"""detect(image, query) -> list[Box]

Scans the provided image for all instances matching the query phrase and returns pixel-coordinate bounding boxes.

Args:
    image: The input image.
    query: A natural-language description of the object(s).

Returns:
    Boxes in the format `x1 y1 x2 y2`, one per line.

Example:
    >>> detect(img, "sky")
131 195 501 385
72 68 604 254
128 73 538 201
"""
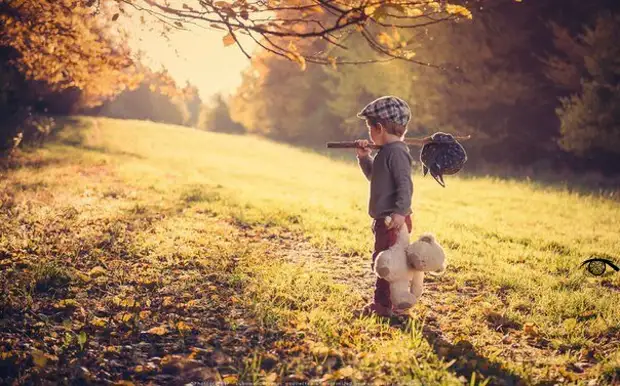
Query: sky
123 11 257 101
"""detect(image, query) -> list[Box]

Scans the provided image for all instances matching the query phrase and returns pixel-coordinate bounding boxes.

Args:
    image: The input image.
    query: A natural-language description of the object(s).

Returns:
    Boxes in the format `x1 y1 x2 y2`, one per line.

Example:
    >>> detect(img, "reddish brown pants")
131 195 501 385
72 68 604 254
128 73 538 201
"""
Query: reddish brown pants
371 215 413 309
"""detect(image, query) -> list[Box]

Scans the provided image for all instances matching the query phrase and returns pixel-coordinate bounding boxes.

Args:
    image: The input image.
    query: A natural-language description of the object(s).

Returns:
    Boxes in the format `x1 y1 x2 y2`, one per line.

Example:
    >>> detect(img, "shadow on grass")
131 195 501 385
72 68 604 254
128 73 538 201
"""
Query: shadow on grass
51 116 145 160
419 325 526 386
385 316 529 386
458 164 620 202
0 153 66 172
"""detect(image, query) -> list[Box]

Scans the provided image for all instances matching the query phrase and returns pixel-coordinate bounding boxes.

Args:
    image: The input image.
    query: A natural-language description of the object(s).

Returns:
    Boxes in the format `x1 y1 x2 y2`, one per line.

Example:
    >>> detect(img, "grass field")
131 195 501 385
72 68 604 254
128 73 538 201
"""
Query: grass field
1 117 619 385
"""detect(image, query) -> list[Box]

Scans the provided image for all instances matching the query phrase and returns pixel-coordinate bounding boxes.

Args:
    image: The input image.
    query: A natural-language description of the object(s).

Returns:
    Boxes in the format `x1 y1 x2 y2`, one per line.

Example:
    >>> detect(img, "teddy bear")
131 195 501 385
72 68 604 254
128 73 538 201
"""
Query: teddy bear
373 219 447 313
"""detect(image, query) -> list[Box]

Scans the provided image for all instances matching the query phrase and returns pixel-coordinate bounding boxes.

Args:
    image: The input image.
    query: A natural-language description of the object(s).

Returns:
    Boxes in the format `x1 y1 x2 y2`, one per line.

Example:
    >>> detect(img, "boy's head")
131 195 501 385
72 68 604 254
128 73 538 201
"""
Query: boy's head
357 96 411 145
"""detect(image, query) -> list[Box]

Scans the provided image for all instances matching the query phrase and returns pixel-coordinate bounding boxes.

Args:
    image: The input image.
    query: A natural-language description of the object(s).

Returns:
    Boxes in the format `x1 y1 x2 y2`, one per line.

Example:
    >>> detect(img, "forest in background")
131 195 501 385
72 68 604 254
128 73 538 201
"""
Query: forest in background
1 0 619 175
228 0 620 174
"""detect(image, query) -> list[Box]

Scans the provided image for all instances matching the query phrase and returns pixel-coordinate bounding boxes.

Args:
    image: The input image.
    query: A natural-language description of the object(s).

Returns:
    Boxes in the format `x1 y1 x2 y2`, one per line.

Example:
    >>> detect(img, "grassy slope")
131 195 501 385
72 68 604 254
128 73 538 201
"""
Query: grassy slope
1 116 619 385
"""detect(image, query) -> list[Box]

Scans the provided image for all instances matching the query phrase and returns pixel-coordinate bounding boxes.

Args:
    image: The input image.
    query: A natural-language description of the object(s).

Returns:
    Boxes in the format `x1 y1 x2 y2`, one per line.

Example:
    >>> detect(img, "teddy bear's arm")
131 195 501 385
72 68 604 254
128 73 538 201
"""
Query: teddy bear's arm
410 270 424 300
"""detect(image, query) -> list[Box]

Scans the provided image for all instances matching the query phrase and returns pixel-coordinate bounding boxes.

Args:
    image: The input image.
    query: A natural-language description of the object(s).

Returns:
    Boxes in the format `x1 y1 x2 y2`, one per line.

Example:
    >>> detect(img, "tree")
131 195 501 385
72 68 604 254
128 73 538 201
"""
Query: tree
552 13 620 160
230 46 345 145
198 94 246 134
0 0 139 107
91 70 193 126
0 0 140 151
231 3 547 160
183 83 203 127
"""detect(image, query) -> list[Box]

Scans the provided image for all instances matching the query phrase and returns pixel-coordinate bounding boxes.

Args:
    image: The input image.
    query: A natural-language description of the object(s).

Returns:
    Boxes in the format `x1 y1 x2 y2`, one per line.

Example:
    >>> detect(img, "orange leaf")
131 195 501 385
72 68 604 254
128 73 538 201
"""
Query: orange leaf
523 322 538 336
139 310 151 320
223 33 236 47
363 4 379 16
145 326 168 336
309 5 324 14
328 57 338 70
177 321 192 333
223 375 238 384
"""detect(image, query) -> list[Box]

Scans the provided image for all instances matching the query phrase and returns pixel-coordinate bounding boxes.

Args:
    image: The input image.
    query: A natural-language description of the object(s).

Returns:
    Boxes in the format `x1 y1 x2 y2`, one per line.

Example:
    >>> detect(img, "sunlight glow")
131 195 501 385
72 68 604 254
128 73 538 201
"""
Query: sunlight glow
121 7 257 100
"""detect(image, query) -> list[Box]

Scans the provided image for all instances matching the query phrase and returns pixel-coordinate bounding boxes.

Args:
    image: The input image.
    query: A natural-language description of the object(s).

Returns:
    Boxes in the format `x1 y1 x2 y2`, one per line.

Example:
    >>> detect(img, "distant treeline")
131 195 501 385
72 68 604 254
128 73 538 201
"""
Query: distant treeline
227 0 620 174
83 80 245 136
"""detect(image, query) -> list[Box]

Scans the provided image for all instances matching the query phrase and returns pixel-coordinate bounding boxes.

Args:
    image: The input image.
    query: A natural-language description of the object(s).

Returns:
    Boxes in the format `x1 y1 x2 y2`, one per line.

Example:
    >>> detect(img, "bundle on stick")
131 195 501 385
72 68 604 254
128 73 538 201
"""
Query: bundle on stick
327 132 471 187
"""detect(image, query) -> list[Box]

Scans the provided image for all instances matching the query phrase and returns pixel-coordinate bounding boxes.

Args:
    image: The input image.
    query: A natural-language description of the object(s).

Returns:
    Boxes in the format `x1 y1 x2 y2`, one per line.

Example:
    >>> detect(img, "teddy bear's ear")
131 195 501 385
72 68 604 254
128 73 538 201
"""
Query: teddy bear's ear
418 233 435 244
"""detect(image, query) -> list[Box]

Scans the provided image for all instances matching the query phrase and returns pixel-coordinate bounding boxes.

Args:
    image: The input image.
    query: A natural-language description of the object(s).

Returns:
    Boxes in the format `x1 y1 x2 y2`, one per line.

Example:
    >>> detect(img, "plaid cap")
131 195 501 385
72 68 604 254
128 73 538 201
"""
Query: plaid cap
356 96 412 127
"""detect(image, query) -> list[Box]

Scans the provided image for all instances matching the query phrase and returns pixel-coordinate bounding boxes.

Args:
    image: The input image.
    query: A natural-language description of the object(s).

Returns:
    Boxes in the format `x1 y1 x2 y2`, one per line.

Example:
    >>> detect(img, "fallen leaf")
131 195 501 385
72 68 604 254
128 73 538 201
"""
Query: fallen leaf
523 322 538 336
31 350 48 368
578 310 597 320
145 326 168 336
75 272 91 283
78 331 87 348
90 317 107 328
335 365 355 379
177 321 191 333
311 343 330 356
89 266 106 278
54 299 79 310
114 312 133 323
139 310 151 319
0 352 15 361
120 298 138 309
264 372 277 383
223 374 238 384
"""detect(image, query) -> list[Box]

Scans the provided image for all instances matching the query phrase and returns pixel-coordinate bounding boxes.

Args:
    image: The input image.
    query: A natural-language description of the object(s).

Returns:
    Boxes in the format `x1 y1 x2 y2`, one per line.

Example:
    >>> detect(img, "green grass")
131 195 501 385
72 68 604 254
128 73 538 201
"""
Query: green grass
1 116 619 385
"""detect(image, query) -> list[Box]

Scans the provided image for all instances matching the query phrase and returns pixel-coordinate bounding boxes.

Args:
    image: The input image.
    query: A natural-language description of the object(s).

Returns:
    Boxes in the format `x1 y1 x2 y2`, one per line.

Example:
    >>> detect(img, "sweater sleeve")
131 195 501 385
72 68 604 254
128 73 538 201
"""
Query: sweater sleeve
388 148 413 215
357 154 374 182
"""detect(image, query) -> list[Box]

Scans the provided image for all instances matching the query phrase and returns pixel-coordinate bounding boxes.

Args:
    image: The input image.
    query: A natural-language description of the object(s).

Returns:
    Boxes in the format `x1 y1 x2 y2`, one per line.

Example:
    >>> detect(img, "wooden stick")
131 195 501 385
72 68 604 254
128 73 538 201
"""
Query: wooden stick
326 142 381 150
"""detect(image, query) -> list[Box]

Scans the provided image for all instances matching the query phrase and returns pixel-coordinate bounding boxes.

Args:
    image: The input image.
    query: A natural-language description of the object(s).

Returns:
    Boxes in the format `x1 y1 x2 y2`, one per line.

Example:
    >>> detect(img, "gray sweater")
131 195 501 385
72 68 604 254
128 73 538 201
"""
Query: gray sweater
358 141 413 219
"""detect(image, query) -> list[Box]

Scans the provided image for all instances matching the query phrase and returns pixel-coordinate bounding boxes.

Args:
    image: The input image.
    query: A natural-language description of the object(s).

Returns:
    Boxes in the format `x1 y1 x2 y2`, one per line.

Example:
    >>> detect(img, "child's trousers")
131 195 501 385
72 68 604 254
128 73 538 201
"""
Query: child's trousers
371 215 413 310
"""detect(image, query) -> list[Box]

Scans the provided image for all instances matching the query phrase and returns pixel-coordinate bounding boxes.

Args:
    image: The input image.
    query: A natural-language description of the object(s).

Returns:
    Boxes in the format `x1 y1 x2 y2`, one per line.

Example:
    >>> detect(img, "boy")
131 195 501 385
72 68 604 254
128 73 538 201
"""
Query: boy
354 96 414 318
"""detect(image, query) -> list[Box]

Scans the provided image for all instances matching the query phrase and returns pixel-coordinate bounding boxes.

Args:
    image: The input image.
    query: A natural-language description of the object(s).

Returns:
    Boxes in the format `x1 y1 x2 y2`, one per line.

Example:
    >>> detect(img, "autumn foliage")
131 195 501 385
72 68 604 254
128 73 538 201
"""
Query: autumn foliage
0 0 141 153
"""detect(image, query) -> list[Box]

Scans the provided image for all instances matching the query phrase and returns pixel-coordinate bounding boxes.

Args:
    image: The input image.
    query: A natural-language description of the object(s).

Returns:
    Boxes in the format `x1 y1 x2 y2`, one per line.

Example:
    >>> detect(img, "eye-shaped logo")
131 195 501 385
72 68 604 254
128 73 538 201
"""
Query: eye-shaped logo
580 258 620 276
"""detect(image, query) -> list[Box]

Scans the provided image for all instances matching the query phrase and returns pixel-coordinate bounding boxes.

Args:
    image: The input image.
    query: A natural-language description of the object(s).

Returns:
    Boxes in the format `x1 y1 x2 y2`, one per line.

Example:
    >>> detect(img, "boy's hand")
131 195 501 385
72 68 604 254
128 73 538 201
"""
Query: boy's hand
355 139 372 157
388 213 406 230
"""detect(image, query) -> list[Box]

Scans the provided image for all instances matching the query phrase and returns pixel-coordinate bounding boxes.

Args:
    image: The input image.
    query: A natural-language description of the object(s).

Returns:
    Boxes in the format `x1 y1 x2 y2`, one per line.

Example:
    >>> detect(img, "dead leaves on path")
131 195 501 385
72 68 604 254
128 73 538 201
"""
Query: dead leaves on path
0 182 355 384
